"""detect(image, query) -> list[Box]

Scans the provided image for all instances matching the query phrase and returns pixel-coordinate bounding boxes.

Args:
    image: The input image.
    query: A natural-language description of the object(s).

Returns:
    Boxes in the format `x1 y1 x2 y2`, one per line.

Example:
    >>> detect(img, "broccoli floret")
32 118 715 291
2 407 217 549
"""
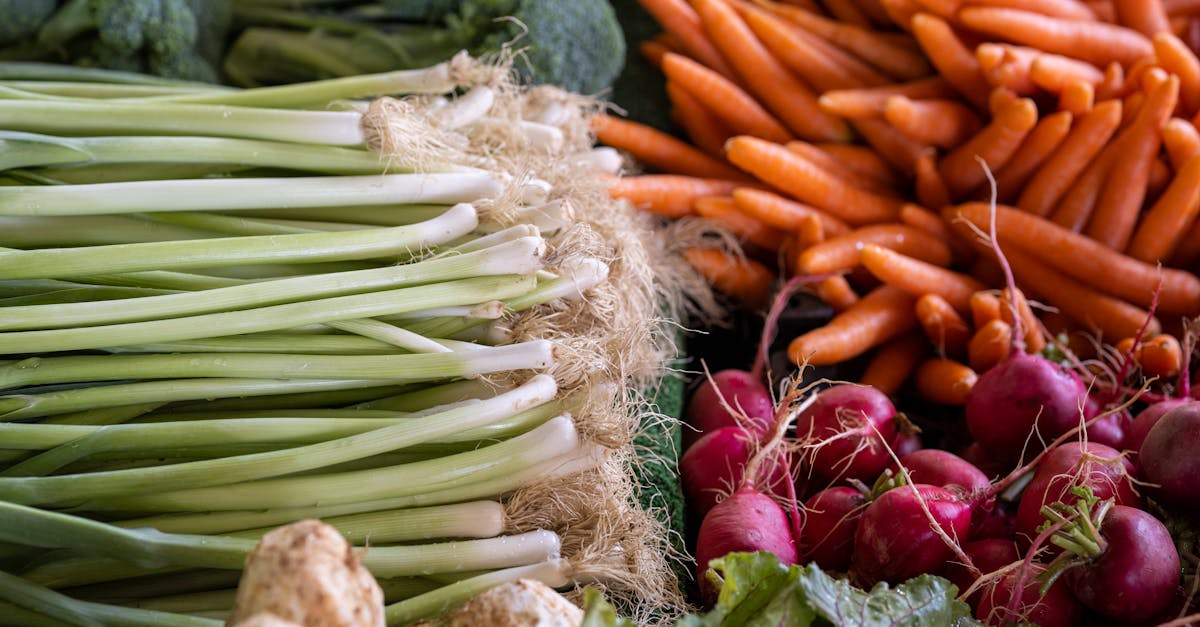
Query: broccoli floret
225 0 626 94
0 0 57 47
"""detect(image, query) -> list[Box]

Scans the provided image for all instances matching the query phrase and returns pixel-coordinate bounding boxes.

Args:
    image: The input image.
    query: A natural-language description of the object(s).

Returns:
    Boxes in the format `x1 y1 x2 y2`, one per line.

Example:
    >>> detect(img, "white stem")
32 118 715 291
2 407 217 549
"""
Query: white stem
531 101 571 127
396 301 506 321
571 147 624 174
518 178 554 205
448 224 542 253
469 118 564 152
543 259 611 302
363 529 560 577
436 86 495 129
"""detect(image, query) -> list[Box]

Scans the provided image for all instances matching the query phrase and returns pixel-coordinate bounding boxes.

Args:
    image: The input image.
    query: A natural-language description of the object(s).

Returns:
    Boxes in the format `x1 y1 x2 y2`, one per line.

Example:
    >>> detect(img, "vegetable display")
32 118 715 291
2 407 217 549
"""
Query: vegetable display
0 53 706 625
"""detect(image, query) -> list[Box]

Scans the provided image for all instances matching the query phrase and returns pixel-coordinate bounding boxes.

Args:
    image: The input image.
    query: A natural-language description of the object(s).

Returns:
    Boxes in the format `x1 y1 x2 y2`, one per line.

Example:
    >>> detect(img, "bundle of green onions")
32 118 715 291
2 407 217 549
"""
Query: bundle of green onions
0 54 700 625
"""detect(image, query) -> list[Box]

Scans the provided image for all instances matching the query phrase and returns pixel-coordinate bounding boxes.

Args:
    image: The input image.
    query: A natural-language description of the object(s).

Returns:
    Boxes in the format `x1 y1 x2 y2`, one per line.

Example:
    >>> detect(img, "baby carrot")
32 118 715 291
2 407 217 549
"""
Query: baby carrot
661 52 793 144
1127 153 1200 263
637 0 740 80
990 110 1074 204
852 118 929 176
884 96 984 147
958 6 1155 68
788 285 918 366
693 195 788 251
915 357 978 405
1029 53 1106 94
997 287 1047 353
695 0 852 142
1137 334 1185 379
968 318 1014 372
665 82 735 157
607 175 741 218
1169 216 1200 268
814 276 863 312
859 332 928 395
640 40 673 69
1057 81 1095 115
952 201 1200 315
939 95 1039 199
1161 116 1200 169
916 292 972 357
899 203 976 261
724 135 904 224
963 0 1099 21
590 114 751 181
786 141 896 195
732 187 853 236
1086 75 1179 250
976 43 1041 95
825 0 875 26
1114 0 1172 36
683 247 776 310
795 223 954 274
969 290 1003 328
816 142 905 188
1154 32 1200 115
1018 99 1122 216
859 243 987 312
915 150 952 210
911 13 993 110
818 77 956 119
880 0 924 31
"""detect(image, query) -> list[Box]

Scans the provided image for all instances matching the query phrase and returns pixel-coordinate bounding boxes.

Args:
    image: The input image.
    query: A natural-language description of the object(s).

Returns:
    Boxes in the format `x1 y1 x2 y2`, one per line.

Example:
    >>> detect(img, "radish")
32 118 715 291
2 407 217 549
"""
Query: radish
940 538 1018 605
693 488 798 602
679 425 789 517
1124 397 1189 458
1014 441 1141 545
1049 502 1181 623
891 432 923 457
1081 395 1129 450
897 449 990 492
851 483 973 586
972 562 1083 627
1138 399 1200 511
683 369 774 448
800 486 866 572
795 384 898 483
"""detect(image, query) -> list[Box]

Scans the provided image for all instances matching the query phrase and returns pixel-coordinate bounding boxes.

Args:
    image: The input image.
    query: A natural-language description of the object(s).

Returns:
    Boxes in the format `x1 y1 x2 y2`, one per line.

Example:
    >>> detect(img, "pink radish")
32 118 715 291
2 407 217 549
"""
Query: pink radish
1053 503 1181 623
680 425 790 517
1014 441 1140 545
897 449 990 492
1124 397 1189 458
800 486 866 572
851 484 973 586
795 384 898 483
891 432 923 457
694 488 798 602
973 562 1083 627
683 369 774 448
941 538 1019 605
1138 399 1200 511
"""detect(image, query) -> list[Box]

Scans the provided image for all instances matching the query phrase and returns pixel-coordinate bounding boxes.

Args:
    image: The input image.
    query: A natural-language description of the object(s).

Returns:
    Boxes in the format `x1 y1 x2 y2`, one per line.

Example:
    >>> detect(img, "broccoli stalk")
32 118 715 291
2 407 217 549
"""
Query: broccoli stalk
224 0 626 94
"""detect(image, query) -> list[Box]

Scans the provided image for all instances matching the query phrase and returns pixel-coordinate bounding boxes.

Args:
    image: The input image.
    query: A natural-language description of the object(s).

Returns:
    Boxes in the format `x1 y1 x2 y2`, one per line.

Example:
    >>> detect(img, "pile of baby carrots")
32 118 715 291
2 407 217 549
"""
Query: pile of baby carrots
595 0 1200 405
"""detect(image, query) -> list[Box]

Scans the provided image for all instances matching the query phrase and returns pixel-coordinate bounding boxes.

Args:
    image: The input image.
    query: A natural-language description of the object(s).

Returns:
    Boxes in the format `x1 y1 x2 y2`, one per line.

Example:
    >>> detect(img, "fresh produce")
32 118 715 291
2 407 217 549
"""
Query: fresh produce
1139 400 1200 510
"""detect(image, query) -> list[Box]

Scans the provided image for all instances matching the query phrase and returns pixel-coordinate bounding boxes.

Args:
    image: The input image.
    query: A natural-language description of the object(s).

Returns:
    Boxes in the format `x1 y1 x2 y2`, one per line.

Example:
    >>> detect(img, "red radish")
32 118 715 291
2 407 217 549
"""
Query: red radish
941 538 1019 605
694 488 798 602
851 484 973 586
965 351 1089 460
800 486 866 572
891 432 923 457
680 425 789 517
898 449 991 492
1124 397 1189 458
795 384 898 483
1138 400 1200 510
973 562 1083 627
684 369 774 448
1060 504 1181 623
968 497 1018 540
959 441 1010 480
1014 441 1140 545
1081 396 1129 450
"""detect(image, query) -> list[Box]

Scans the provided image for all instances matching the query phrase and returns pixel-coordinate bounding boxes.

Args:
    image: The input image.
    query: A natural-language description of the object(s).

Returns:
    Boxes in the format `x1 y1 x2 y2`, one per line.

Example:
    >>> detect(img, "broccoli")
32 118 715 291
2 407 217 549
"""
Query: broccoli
0 0 57 47
223 0 627 94
0 0 232 82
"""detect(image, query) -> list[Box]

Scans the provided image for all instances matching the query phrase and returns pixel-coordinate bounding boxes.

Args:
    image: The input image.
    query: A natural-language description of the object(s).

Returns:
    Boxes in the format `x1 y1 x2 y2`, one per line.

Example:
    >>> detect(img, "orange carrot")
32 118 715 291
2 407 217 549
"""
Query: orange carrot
795 223 954 273
915 149 952 210
1095 61 1126 101
665 82 735 157
694 195 788 251
997 287 1047 353
785 141 896 195
825 0 875 26
916 292 972 357
915 357 978 404
911 13 993 110
637 0 740 80
793 212 826 248
852 118 930 175
1057 81 1096 115
1048 137 1120 230
939 95 1039 199
607 175 741 218
853 0 898 26
899 202 976 261
660 52 794 144
816 142 905 188
1017 99 1122 216
788 285 918 366
1086 75 1179 250
817 76 957 117
1169 215 1200 267
731 187 853 236
761 0 934 79
880 0 924 31
976 43 1041 95
814 276 863 311
1127 153 1200 262
695 0 852 143
859 243 987 311
911 0 960 19
639 40 673 68
683 247 776 310
724 135 904 225
990 110 1074 204
1153 32 1200 114
739 3 892 91
884 96 984 147
968 318 1014 372
1147 154 1173 202
1029 53 1107 93
1162 116 1200 169
957 6 1155 68
969 290 1003 328
1114 0 1172 35
964 0 1099 21
951 201 1200 314
591 114 752 181
1165 0 1200 14
1136 333 1185 379
859 332 929 394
